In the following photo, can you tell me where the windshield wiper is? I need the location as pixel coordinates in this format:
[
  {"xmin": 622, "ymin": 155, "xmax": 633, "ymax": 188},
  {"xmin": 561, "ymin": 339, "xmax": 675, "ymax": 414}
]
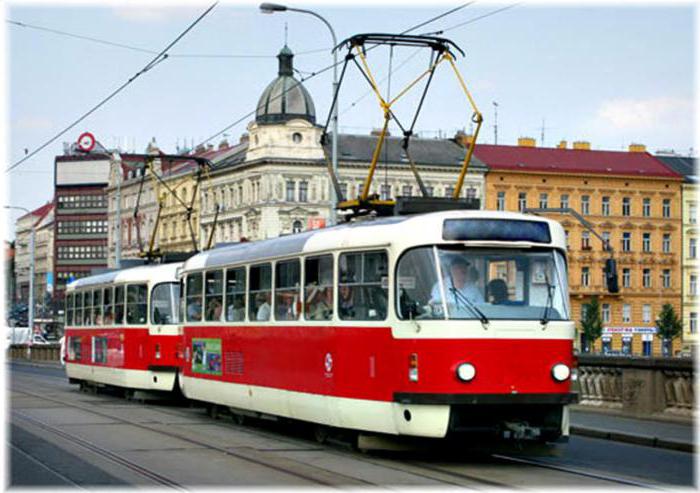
[
  {"xmin": 540, "ymin": 271, "xmax": 555, "ymax": 328},
  {"xmin": 447, "ymin": 275, "xmax": 490, "ymax": 327}
]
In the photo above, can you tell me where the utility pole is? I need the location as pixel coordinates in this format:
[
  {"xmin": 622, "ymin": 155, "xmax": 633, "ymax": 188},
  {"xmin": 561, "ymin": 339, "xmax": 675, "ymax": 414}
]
[
  {"xmin": 113, "ymin": 152, "xmax": 122, "ymax": 269},
  {"xmin": 493, "ymin": 101, "xmax": 499, "ymax": 145},
  {"xmin": 540, "ymin": 118, "xmax": 546, "ymax": 147}
]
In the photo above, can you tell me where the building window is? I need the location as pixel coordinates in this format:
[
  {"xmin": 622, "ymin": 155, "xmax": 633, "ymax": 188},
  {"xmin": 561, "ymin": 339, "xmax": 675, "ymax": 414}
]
[
  {"xmin": 690, "ymin": 274, "xmax": 698, "ymax": 296},
  {"xmin": 690, "ymin": 312, "xmax": 698, "ymax": 334},
  {"xmin": 299, "ymin": 181, "xmax": 308, "ymax": 202},
  {"xmin": 622, "ymin": 197, "xmax": 631, "ymax": 216},
  {"xmin": 581, "ymin": 266, "xmax": 590, "ymax": 287},
  {"xmin": 690, "ymin": 204, "xmax": 697, "ymax": 223},
  {"xmin": 539, "ymin": 193, "xmax": 548, "ymax": 209},
  {"xmin": 381, "ymin": 184, "xmax": 392, "ymax": 201},
  {"xmin": 402, "ymin": 185, "xmax": 412, "ymax": 197},
  {"xmin": 663, "ymin": 234, "xmax": 671, "ymax": 253},
  {"xmin": 642, "ymin": 268, "xmax": 651, "ymax": 288},
  {"xmin": 286, "ymin": 180, "xmax": 295, "ymax": 202},
  {"xmin": 496, "ymin": 192, "xmax": 505, "ymax": 211},
  {"xmin": 602, "ymin": 231, "xmax": 611, "ymax": 251},
  {"xmin": 444, "ymin": 186, "xmax": 454, "ymax": 198},
  {"xmin": 662, "ymin": 269, "xmax": 671, "ymax": 288},
  {"xmin": 601, "ymin": 196, "xmax": 610, "ymax": 216},
  {"xmin": 339, "ymin": 182, "xmax": 348, "ymax": 201},
  {"xmin": 621, "ymin": 232, "xmax": 631, "ymax": 252},
  {"xmin": 642, "ymin": 198, "xmax": 651, "ymax": 217},
  {"xmin": 292, "ymin": 132, "xmax": 303, "ymax": 144},
  {"xmin": 581, "ymin": 195, "xmax": 590, "ymax": 215},
  {"xmin": 622, "ymin": 268, "xmax": 631, "ymax": 288},
  {"xmin": 425, "ymin": 186, "xmax": 434, "ymax": 197},
  {"xmin": 518, "ymin": 192, "xmax": 527, "ymax": 212},
  {"xmin": 622, "ymin": 304, "xmax": 632, "ymax": 323},
  {"xmin": 690, "ymin": 238, "xmax": 697, "ymax": 259},
  {"xmin": 602, "ymin": 303, "xmax": 611, "ymax": 323},
  {"xmin": 663, "ymin": 199, "xmax": 671, "ymax": 218},
  {"xmin": 642, "ymin": 232, "xmax": 651, "ymax": 253},
  {"xmin": 564, "ymin": 230, "xmax": 570, "ymax": 248},
  {"xmin": 292, "ymin": 220, "xmax": 303, "ymax": 234},
  {"xmin": 581, "ymin": 231, "xmax": 591, "ymax": 250},
  {"xmin": 642, "ymin": 304, "xmax": 652, "ymax": 324},
  {"xmin": 560, "ymin": 194, "xmax": 569, "ymax": 209}
]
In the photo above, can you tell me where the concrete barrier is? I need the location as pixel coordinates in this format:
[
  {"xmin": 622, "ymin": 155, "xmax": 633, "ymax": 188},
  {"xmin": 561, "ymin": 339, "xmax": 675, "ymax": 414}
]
[
  {"xmin": 8, "ymin": 344, "xmax": 61, "ymax": 363},
  {"xmin": 576, "ymin": 355, "xmax": 694, "ymax": 420}
]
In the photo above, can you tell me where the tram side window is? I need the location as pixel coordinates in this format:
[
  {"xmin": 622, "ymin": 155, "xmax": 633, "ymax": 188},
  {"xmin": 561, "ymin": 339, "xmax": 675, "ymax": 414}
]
[
  {"xmin": 92, "ymin": 336, "xmax": 108, "ymax": 364},
  {"xmin": 126, "ymin": 284, "xmax": 148, "ymax": 324},
  {"xmin": 103, "ymin": 287, "xmax": 114, "ymax": 325},
  {"xmin": 66, "ymin": 293, "xmax": 74, "ymax": 326},
  {"xmin": 396, "ymin": 247, "xmax": 442, "ymax": 320},
  {"xmin": 205, "ymin": 270, "xmax": 224, "ymax": 322},
  {"xmin": 305, "ymin": 255, "xmax": 333, "ymax": 321},
  {"xmin": 75, "ymin": 291, "xmax": 83, "ymax": 326},
  {"xmin": 94, "ymin": 289, "xmax": 104, "ymax": 325},
  {"xmin": 186, "ymin": 273, "xmax": 204, "ymax": 322},
  {"xmin": 249, "ymin": 264, "xmax": 272, "ymax": 321},
  {"xmin": 114, "ymin": 286, "xmax": 125, "ymax": 324},
  {"xmin": 338, "ymin": 251, "xmax": 388, "ymax": 320},
  {"xmin": 83, "ymin": 291, "xmax": 93, "ymax": 325},
  {"xmin": 68, "ymin": 336, "xmax": 81, "ymax": 361},
  {"xmin": 275, "ymin": 260, "xmax": 300, "ymax": 321},
  {"xmin": 225, "ymin": 267, "xmax": 246, "ymax": 322},
  {"xmin": 152, "ymin": 283, "xmax": 181, "ymax": 325}
]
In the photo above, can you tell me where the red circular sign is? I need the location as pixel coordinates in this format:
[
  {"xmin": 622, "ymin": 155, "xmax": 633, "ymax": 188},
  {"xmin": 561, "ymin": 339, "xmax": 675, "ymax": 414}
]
[{"xmin": 77, "ymin": 132, "xmax": 96, "ymax": 152}]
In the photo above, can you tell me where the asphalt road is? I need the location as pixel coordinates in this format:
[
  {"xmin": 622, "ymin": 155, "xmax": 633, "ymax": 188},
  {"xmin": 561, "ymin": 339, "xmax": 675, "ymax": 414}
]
[{"xmin": 8, "ymin": 362, "xmax": 696, "ymax": 488}]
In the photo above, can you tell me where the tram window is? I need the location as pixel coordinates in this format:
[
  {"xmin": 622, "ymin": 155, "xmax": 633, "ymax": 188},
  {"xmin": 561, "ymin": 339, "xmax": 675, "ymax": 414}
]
[
  {"xmin": 92, "ymin": 336, "xmax": 108, "ymax": 364},
  {"xmin": 275, "ymin": 260, "xmax": 300, "ymax": 321},
  {"xmin": 305, "ymin": 255, "xmax": 333, "ymax": 321},
  {"xmin": 338, "ymin": 251, "xmax": 388, "ymax": 321},
  {"xmin": 225, "ymin": 267, "xmax": 246, "ymax": 322},
  {"xmin": 103, "ymin": 287, "xmax": 114, "ymax": 325},
  {"xmin": 68, "ymin": 336, "xmax": 81, "ymax": 361},
  {"xmin": 186, "ymin": 273, "xmax": 204, "ymax": 322},
  {"xmin": 205, "ymin": 270, "xmax": 224, "ymax": 322},
  {"xmin": 114, "ymin": 286, "xmax": 125, "ymax": 324},
  {"xmin": 66, "ymin": 293, "xmax": 74, "ymax": 326},
  {"xmin": 74, "ymin": 291, "xmax": 83, "ymax": 326},
  {"xmin": 83, "ymin": 291, "xmax": 93, "ymax": 325},
  {"xmin": 94, "ymin": 289, "xmax": 104, "ymax": 325},
  {"xmin": 152, "ymin": 283, "xmax": 181, "ymax": 325},
  {"xmin": 249, "ymin": 264, "xmax": 272, "ymax": 321},
  {"xmin": 126, "ymin": 284, "xmax": 148, "ymax": 324},
  {"xmin": 396, "ymin": 248, "xmax": 442, "ymax": 320}
]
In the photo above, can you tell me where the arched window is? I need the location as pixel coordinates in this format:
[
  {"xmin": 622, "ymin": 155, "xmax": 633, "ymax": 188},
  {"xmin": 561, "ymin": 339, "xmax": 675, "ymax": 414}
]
[{"xmin": 292, "ymin": 220, "xmax": 303, "ymax": 234}]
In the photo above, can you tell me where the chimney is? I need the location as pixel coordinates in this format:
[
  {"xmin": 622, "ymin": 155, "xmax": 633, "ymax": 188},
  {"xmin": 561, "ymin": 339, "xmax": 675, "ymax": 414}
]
[
  {"xmin": 573, "ymin": 141, "xmax": 591, "ymax": 150},
  {"xmin": 195, "ymin": 144, "xmax": 206, "ymax": 154},
  {"xmin": 517, "ymin": 137, "xmax": 536, "ymax": 147},
  {"xmin": 218, "ymin": 139, "xmax": 229, "ymax": 150},
  {"xmin": 454, "ymin": 131, "xmax": 474, "ymax": 148},
  {"xmin": 206, "ymin": 144, "xmax": 214, "ymax": 151},
  {"xmin": 557, "ymin": 140, "xmax": 567, "ymax": 149},
  {"xmin": 628, "ymin": 143, "xmax": 646, "ymax": 153},
  {"xmin": 239, "ymin": 133, "xmax": 249, "ymax": 144}
]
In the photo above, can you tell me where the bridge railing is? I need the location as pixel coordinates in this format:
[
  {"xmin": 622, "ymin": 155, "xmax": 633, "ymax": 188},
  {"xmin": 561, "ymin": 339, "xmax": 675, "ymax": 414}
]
[
  {"xmin": 576, "ymin": 355, "xmax": 694, "ymax": 420},
  {"xmin": 8, "ymin": 344, "xmax": 62, "ymax": 363}
]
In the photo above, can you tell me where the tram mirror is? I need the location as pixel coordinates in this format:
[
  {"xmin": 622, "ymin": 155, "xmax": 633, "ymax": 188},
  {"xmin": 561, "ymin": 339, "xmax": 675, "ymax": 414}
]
[{"xmin": 604, "ymin": 258, "xmax": 619, "ymax": 294}]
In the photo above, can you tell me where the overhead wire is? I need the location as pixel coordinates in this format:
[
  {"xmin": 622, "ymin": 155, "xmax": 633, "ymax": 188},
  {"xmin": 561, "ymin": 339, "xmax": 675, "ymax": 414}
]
[
  {"xmin": 419, "ymin": 3, "xmax": 520, "ymax": 35},
  {"xmin": 6, "ymin": 2, "xmax": 219, "ymax": 173}
]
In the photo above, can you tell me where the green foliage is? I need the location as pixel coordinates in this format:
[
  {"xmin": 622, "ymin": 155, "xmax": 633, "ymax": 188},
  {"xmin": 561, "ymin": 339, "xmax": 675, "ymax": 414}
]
[
  {"xmin": 580, "ymin": 296, "xmax": 603, "ymax": 352},
  {"xmin": 656, "ymin": 303, "xmax": 682, "ymax": 341}
]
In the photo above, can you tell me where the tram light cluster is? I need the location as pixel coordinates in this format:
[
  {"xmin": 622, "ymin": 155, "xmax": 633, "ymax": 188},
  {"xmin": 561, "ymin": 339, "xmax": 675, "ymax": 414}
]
[{"xmin": 551, "ymin": 363, "xmax": 571, "ymax": 382}]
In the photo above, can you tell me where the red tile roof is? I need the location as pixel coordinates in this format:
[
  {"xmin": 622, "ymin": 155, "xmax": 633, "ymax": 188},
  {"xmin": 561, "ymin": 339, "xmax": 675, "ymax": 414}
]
[
  {"xmin": 18, "ymin": 201, "xmax": 55, "ymax": 226},
  {"xmin": 474, "ymin": 144, "xmax": 682, "ymax": 179}
]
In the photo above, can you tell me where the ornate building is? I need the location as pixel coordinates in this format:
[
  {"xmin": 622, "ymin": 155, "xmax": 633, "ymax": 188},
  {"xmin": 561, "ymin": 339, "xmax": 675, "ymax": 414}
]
[
  {"xmin": 481, "ymin": 140, "xmax": 684, "ymax": 356},
  {"xmin": 14, "ymin": 202, "xmax": 54, "ymax": 307}
]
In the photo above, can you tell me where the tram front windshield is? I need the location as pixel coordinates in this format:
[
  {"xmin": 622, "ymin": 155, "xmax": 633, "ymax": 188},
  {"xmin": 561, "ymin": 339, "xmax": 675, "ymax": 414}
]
[{"xmin": 397, "ymin": 247, "xmax": 570, "ymax": 321}]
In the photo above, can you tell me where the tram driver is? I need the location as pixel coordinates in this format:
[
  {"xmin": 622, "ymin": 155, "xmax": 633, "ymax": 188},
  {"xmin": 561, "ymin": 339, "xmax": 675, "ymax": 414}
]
[{"xmin": 429, "ymin": 257, "xmax": 484, "ymax": 308}]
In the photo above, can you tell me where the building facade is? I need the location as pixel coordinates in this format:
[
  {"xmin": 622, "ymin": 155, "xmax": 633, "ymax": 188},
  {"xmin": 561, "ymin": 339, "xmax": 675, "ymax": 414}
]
[
  {"xmin": 14, "ymin": 202, "xmax": 54, "ymax": 304},
  {"xmin": 481, "ymin": 140, "xmax": 684, "ymax": 356}
]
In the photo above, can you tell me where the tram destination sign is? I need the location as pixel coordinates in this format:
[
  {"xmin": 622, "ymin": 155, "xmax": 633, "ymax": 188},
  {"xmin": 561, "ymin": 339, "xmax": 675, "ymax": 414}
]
[{"xmin": 443, "ymin": 219, "xmax": 551, "ymax": 243}]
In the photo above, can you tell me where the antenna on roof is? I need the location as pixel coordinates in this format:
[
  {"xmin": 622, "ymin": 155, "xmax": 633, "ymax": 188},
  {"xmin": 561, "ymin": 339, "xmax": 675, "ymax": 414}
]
[
  {"xmin": 493, "ymin": 101, "xmax": 499, "ymax": 145},
  {"xmin": 284, "ymin": 22, "xmax": 288, "ymax": 45}
]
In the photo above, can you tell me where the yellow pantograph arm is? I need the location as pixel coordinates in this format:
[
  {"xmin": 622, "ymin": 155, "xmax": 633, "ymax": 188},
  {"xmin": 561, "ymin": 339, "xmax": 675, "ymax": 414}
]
[
  {"xmin": 361, "ymin": 112, "xmax": 391, "ymax": 201},
  {"xmin": 388, "ymin": 53, "xmax": 446, "ymax": 107},
  {"xmin": 355, "ymin": 45, "xmax": 388, "ymax": 109}
]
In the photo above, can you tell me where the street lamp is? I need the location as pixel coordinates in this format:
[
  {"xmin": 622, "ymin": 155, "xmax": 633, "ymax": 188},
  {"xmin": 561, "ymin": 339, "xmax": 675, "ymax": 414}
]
[
  {"xmin": 259, "ymin": 2, "xmax": 339, "ymax": 226},
  {"xmin": 5, "ymin": 205, "xmax": 35, "ymax": 334}
]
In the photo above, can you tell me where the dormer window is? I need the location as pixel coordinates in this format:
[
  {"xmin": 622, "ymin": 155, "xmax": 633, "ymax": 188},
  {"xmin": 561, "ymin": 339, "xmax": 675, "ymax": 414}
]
[{"xmin": 292, "ymin": 132, "xmax": 303, "ymax": 144}]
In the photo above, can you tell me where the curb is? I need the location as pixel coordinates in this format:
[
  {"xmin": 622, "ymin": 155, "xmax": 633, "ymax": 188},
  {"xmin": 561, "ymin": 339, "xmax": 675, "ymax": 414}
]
[
  {"xmin": 8, "ymin": 359, "xmax": 64, "ymax": 370},
  {"xmin": 571, "ymin": 426, "xmax": 694, "ymax": 453}
]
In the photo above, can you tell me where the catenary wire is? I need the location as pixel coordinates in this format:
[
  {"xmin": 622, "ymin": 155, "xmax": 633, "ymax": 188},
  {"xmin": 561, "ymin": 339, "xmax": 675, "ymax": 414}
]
[
  {"xmin": 6, "ymin": 2, "xmax": 218, "ymax": 173},
  {"xmin": 420, "ymin": 3, "xmax": 520, "ymax": 35}
]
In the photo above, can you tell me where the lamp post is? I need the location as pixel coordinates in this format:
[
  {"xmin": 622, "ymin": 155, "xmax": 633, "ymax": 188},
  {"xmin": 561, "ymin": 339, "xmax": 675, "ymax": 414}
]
[
  {"xmin": 6, "ymin": 206, "xmax": 35, "ymax": 334},
  {"xmin": 260, "ymin": 3, "xmax": 338, "ymax": 226}
]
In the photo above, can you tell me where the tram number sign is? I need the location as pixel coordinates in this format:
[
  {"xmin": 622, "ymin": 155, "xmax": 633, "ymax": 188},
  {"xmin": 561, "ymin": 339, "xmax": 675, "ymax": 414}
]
[{"xmin": 77, "ymin": 132, "xmax": 96, "ymax": 152}]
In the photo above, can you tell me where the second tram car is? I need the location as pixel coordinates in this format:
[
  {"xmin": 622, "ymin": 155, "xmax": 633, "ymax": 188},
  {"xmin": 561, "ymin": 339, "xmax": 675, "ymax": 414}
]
[
  {"xmin": 64, "ymin": 263, "xmax": 182, "ymax": 392},
  {"xmin": 177, "ymin": 210, "xmax": 576, "ymax": 442}
]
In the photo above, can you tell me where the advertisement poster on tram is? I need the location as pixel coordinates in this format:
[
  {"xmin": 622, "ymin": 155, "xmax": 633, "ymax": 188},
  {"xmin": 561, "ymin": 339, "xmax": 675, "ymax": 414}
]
[{"xmin": 192, "ymin": 338, "xmax": 222, "ymax": 375}]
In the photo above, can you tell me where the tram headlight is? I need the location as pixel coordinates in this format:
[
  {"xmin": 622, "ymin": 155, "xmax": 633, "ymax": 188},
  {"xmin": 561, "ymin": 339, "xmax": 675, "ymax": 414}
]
[
  {"xmin": 456, "ymin": 363, "xmax": 476, "ymax": 382},
  {"xmin": 551, "ymin": 363, "xmax": 571, "ymax": 382}
]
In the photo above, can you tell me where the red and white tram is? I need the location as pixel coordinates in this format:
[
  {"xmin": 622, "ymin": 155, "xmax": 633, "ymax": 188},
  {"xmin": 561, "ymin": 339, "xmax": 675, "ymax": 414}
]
[
  {"xmin": 64, "ymin": 263, "xmax": 182, "ymax": 392},
  {"xmin": 178, "ymin": 210, "xmax": 576, "ymax": 442}
]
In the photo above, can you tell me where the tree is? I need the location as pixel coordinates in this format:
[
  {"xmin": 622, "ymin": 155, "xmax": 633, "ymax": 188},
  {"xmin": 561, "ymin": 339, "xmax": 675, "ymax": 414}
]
[
  {"xmin": 656, "ymin": 303, "xmax": 682, "ymax": 357},
  {"xmin": 579, "ymin": 296, "xmax": 603, "ymax": 353}
]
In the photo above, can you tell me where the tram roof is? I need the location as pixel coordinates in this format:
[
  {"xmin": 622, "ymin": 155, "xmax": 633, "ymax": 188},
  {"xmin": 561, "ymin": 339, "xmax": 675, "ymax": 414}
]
[
  {"xmin": 67, "ymin": 262, "xmax": 182, "ymax": 291},
  {"xmin": 182, "ymin": 210, "xmax": 566, "ymax": 272}
]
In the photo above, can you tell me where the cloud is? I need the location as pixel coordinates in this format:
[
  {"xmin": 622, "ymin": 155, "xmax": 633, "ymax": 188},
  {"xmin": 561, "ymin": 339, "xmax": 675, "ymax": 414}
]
[
  {"xmin": 14, "ymin": 116, "xmax": 53, "ymax": 131},
  {"xmin": 597, "ymin": 97, "xmax": 692, "ymax": 131}
]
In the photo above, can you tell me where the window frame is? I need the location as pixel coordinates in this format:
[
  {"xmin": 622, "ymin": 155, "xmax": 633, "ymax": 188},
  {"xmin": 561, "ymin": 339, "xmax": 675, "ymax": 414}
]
[{"xmin": 338, "ymin": 249, "xmax": 389, "ymax": 322}]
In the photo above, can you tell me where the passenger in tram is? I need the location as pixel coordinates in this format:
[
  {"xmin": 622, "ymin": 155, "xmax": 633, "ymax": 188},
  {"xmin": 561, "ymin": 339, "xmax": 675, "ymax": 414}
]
[
  {"xmin": 338, "ymin": 284, "xmax": 356, "ymax": 319},
  {"xmin": 206, "ymin": 298, "xmax": 223, "ymax": 321},
  {"xmin": 187, "ymin": 298, "xmax": 203, "ymax": 321},
  {"xmin": 430, "ymin": 257, "xmax": 484, "ymax": 305},
  {"xmin": 486, "ymin": 278, "xmax": 509, "ymax": 304},
  {"xmin": 275, "ymin": 294, "xmax": 295, "ymax": 320},
  {"xmin": 227, "ymin": 297, "xmax": 245, "ymax": 321},
  {"xmin": 103, "ymin": 306, "xmax": 114, "ymax": 325},
  {"xmin": 255, "ymin": 292, "xmax": 271, "ymax": 321},
  {"xmin": 306, "ymin": 286, "xmax": 332, "ymax": 320}
]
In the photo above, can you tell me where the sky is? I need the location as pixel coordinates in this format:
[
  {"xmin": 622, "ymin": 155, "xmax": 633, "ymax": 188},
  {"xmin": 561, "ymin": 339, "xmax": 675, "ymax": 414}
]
[{"xmin": 2, "ymin": 0, "xmax": 697, "ymax": 238}]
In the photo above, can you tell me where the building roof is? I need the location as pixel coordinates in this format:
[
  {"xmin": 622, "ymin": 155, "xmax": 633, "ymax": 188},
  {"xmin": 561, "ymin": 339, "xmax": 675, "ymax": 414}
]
[
  {"xmin": 473, "ymin": 144, "xmax": 682, "ymax": 179},
  {"xmin": 326, "ymin": 134, "xmax": 488, "ymax": 170},
  {"xmin": 18, "ymin": 201, "xmax": 54, "ymax": 226},
  {"xmin": 655, "ymin": 155, "xmax": 698, "ymax": 183}
]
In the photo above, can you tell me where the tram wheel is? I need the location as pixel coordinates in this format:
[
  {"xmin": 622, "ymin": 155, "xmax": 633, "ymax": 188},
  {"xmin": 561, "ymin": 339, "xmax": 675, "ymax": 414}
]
[
  {"xmin": 207, "ymin": 404, "xmax": 220, "ymax": 419},
  {"xmin": 314, "ymin": 425, "xmax": 329, "ymax": 445},
  {"xmin": 232, "ymin": 413, "xmax": 246, "ymax": 426}
]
